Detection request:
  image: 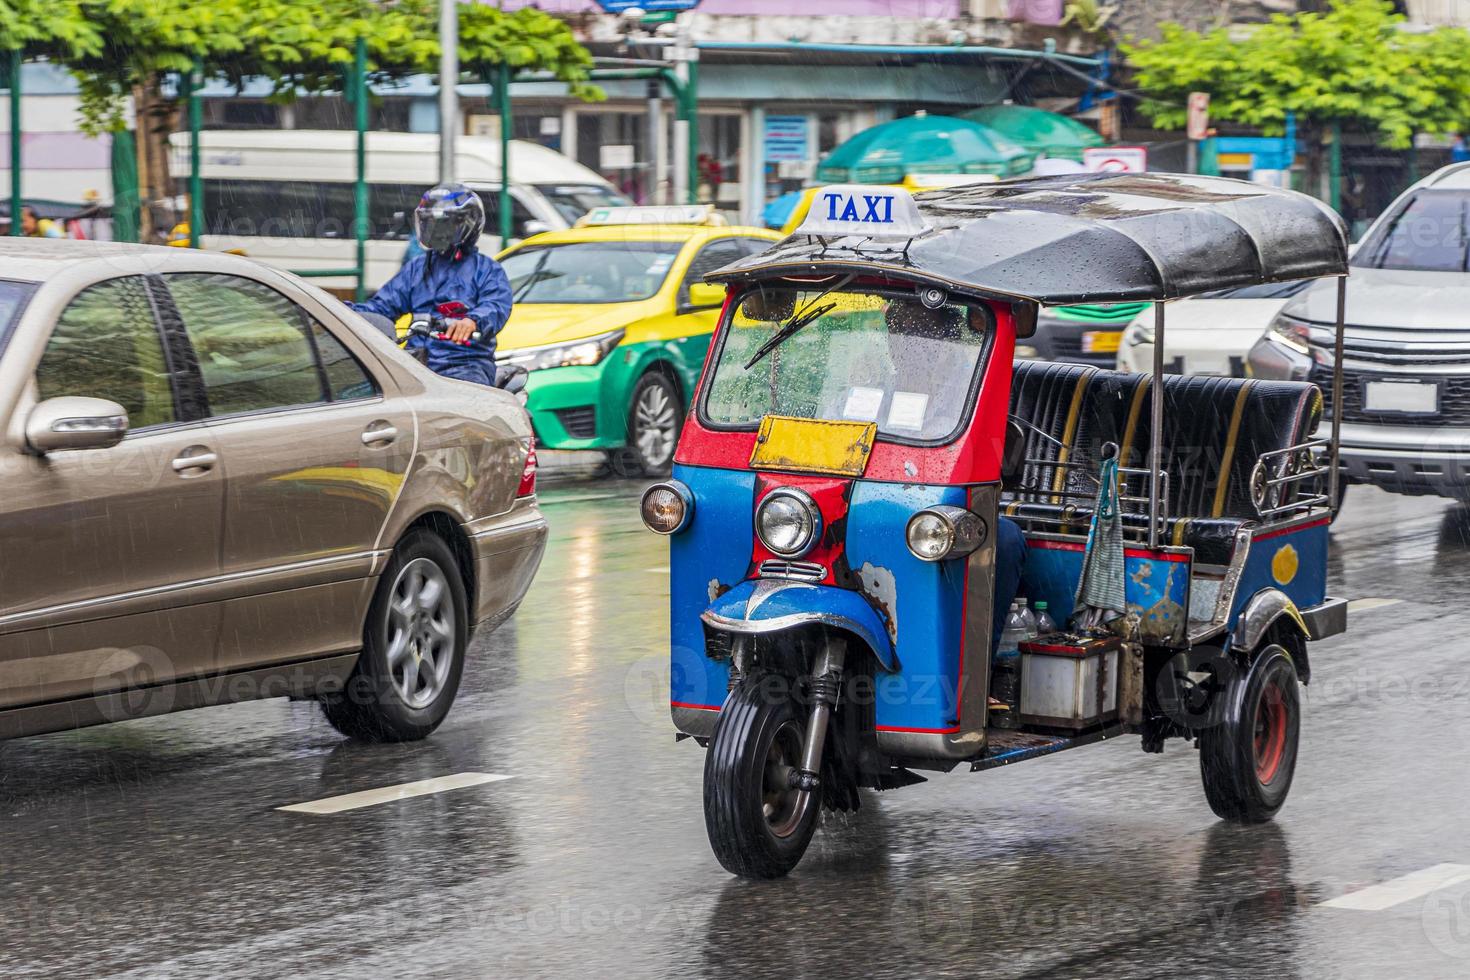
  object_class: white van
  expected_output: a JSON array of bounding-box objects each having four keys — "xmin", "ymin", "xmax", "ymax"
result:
[{"xmin": 169, "ymin": 130, "xmax": 631, "ymax": 290}]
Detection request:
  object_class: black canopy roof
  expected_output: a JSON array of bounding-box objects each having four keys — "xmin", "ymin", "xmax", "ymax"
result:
[{"xmin": 709, "ymin": 172, "xmax": 1349, "ymax": 305}]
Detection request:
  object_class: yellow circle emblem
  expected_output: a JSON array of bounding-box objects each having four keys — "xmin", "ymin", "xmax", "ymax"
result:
[{"xmin": 1272, "ymin": 544, "xmax": 1299, "ymax": 586}]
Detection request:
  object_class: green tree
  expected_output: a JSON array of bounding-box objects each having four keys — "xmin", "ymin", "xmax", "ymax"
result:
[
  {"xmin": 1123, "ymin": 0, "xmax": 1470, "ymax": 201},
  {"xmin": 1, "ymin": 0, "xmax": 599, "ymax": 237}
]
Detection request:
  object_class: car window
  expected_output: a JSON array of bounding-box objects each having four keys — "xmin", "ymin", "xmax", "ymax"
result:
[
  {"xmin": 1354, "ymin": 190, "xmax": 1470, "ymax": 272},
  {"xmin": 0, "ymin": 278, "xmax": 37, "ymax": 355},
  {"xmin": 165, "ymin": 273, "xmax": 325, "ymax": 416},
  {"xmin": 501, "ymin": 241, "xmax": 682, "ymax": 304},
  {"xmin": 35, "ymin": 276, "xmax": 177, "ymax": 429},
  {"xmin": 535, "ymin": 184, "xmax": 633, "ymax": 225},
  {"xmin": 313, "ymin": 322, "xmax": 378, "ymax": 401},
  {"xmin": 680, "ymin": 239, "xmax": 749, "ymax": 304}
]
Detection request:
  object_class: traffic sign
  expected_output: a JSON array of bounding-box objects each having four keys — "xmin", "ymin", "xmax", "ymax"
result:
[{"xmin": 1082, "ymin": 146, "xmax": 1148, "ymax": 173}]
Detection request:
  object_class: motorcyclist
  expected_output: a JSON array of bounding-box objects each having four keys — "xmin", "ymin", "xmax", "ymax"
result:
[{"xmin": 349, "ymin": 183, "xmax": 511, "ymax": 386}]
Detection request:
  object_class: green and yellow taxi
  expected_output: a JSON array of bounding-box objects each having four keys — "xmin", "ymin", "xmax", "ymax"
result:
[{"xmin": 495, "ymin": 206, "xmax": 779, "ymax": 475}]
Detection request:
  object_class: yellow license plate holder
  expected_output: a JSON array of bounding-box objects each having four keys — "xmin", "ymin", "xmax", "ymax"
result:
[
  {"xmin": 1082, "ymin": 330, "xmax": 1123, "ymax": 354},
  {"xmin": 749, "ymin": 416, "xmax": 877, "ymax": 477}
]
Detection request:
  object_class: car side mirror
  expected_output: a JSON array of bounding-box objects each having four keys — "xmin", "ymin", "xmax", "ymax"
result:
[
  {"xmin": 521, "ymin": 220, "xmax": 552, "ymax": 238},
  {"xmin": 683, "ymin": 282, "xmax": 727, "ymax": 312},
  {"xmin": 25, "ymin": 396, "xmax": 129, "ymax": 454},
  {"xmin": 1012, "ymin": 301, "xmax": 1038, "ymax": 339}
]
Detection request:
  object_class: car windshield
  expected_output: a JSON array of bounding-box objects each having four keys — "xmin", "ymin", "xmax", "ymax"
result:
[
  {"xmin": 537, "ymin": 184, "xmax": 633, "ymax": 225},
  {"xmin": 0, "ymin": 278, "xmax": 36, "ymax": 351},
  {"xmin": 702, "ymin": 287, "xmax": 992, "ymax": 443},
  {"xmin": 501, "ymin": 241, "xmax": 682, "ymax": 304},
  {"xmin": 1354, "ymin": 190, "xmax": 1470, "ymax": 272}
]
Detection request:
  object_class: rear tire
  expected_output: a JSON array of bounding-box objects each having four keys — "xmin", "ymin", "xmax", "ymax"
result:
[
  {"xmin": 321, "ymin": 530, "xmax": 468, "ymax": 742},
  {"xmin": 1199, "ymin": 644, "xmax": 1300, "ymax": 823},
  {"xmin": 704, "ymin": 676, "xmax": 819, "ymax": 879},
  {"xmin": 610, "ymin": 371, "xmax": 681, "ymax": 477}
]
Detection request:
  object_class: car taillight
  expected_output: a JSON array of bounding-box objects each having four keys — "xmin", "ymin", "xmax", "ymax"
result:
[{"xmin": 517, "ymin": 438, "xmax": 537, "ymax": 497}]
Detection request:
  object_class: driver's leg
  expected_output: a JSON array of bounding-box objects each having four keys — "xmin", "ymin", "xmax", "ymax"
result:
[
  {"xmin": 991, "ymin": 517, "xmax": 1027, "ymax": 652},
  {"xmin": 435, "ymin": 360, "xmax": 497, "ymax": 386}
]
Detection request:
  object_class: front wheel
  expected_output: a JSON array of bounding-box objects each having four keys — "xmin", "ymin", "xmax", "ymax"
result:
[
  {"xmin": 321, "ymin": 530, "xmax": 468, "ymax": 742},
  {"xmin": 703, "ymin": 676, "xmax": 819, "ymax": 879},
  {"xmin": 1199, "ymin": 644, "xmax": 1300, "ymax": 823},
  {"xmin": 611, "ymin": 372, "xmax": 682, "ymax": 477}
]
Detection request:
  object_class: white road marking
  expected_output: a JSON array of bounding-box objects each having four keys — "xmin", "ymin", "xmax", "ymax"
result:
[
  {"xmin": 1348, "ymin": 597, "xmax": 1403, "ymax": 613},
  {"xmin": 1320, "ymin": 864, "xmax": 1470, "ymax": 911},
  {"xmin": 277, "ymin": 772, "xmax": 513, "ymax": 815}
]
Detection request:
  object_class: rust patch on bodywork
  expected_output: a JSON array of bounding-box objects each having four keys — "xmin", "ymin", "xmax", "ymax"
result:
[{"xmin": 856, "ymin": 561, "xmax": 899, "ymax": 644}]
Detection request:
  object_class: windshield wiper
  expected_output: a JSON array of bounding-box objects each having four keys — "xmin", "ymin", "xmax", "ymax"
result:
[
  {"xmin": 744, "ymin": 301, "xmax": 837, "ymax": 370},
  {"xmin": 512, "ymin": 251, "xmax": 552, "ymax": 302}
]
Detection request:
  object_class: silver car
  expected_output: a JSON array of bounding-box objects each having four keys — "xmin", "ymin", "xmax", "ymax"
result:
[
  {"xmin": 0, "ymin": 240, "xmax": 547, "ymax": 741},
  {"xmin": 1250, "ymin": 162, "xmax": 1470, "ymax": 503}
]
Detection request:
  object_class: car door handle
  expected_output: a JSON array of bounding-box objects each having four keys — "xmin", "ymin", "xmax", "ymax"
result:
[
  {"xmin": 361, "ymin": 423, "xmax": 398, "ymax": 447},
  {"xmin": 171, "ymin": 449, "xmax": 217, "ymax": 473}
]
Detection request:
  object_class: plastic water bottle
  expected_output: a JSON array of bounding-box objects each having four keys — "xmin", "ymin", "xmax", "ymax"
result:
[
  {"xmin": 991, "ymin": 601, "xmax": 1029, "ymax": 729},
  {"xmin": 1018, "ymin": 599, "xmax": 1039, "ymax": 640},
  {"xmin": 1033, "ymin": 600, "xmax": 1058, "ymax": 637}
]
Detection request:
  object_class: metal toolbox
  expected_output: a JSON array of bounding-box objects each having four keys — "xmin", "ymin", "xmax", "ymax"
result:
[{"xmin": 1019, "ymin": 635, "xmax": 1121, "ymax": 730}]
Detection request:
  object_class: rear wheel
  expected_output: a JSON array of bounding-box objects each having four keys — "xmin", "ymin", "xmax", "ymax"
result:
[
  {"xmin": 610, "ymin": 371, "xmax": 681, "ymax": 477},
  {"xmin": 1199, "ymin": 644, "xmax": 1300, "ymax": 823},
  {"xmin": 704, "ymin": 676, "xmax": 819, "ymax": 879},
  {"xmin": 321, "ymin": 530, "xmax": 468, "ymax": 742}
]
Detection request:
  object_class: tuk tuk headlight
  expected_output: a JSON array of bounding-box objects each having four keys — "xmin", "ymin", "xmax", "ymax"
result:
[
  {"xmin": 641, "ymin": 481, "xmax": 693, "ymax": 535},
  {"xmin": 756, "ymin": 487, "xmax": 821, "ymax": 558},
  {"xmin": 906, "ymin": 506, "xmax": 987, "ymax": 562}
]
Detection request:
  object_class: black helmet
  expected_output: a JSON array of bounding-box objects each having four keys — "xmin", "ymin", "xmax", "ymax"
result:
[{"xmin": 414, "ymin": 183, "xmax": 485, "ymax": 259}]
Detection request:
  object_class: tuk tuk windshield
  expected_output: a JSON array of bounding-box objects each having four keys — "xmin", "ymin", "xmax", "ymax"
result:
[{"xmin": 702, "ymin": 286, "xmax": 992, "ymax": 443}]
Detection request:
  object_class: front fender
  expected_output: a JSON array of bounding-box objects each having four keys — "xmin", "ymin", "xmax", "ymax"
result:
[{"xmin": 700, "ymin": 579, "xmax": 897, "ymax": 672}]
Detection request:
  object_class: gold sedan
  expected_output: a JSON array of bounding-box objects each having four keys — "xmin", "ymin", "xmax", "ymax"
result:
[{"xmin": 0, "ymin": 240, "xmax": 547, "ymax": 743}]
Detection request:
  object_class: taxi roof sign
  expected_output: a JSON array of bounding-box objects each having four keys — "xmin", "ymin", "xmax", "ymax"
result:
[
  {"xmin": 577, "ymin": 204, "xmax": 726, "ymax": 227},
  {"xmin": 794, "ymin": 184, "xmax": 929, "ymax": 241}
]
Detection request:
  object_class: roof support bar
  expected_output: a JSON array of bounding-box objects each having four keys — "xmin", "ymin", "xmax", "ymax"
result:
[
  {"xmin": 1148, "ymin": 301, "xmax": 1166, "ymax": 549},
  {"xmin": 1329, "ymin": 275, "xmax": 1347, "ymax": 508}
]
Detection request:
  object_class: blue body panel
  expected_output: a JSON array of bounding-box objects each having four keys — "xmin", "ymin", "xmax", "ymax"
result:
[
  {"xmin": 845, "ymin": 481, "xmax": 969, "ymax": 734},
  {"xmin": 1022, "ymin": 543, "xmax": 1192, "ymax": 646},
  {"xmin": 1228, "ymin": 520, "xmax": 1330, "ymax": 629},
  {"xmin": 669, "ymin": 463, "xmax": 755, "ymax": 709},
  {"xmin": 705, "ymin": 580, "xmax": 896, "ymax": 670}
]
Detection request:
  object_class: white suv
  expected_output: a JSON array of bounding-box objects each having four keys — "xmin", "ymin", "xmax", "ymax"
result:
[{"xmin": 1249, "ymin": 162, "xmax": 1470, "ymax": 503}]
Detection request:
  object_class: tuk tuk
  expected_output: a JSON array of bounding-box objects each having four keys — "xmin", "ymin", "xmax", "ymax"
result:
[{"xmin": 639, "ymin": 173, "xmax": 1351, "ymax": 879}]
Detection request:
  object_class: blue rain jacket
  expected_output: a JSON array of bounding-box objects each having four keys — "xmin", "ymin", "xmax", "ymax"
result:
[{"xmin": 349, "ymin": 248, "xmax": 512, "ymax": 375}]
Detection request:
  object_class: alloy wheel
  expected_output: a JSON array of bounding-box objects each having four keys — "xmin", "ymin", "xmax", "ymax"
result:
[{"xmin": 385, "ymin": 557, "xmax": 457, "ymax": 709}]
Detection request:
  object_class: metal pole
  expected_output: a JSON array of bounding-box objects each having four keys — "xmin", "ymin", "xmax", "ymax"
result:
[
  {"xmin": 497, "ymin": 60, "xmax": 512, "ymax": 244},
  {"xmin": 188, "ymin": 59, "xmax": 203, "ymax": 249},
  {"xmin": 686, "ymin": 55, "xmax": 699, "ymax": 204},
  {"xmin": 353, "ymin": 37, "xmax": 369, "ymax": 302},
  {"xmin": 669, "ymin": 16, "xmax": 694, "ymax": 205},
  {"xmin": 646, "ymin": 79, "xmax": 662, "ymax": 204},
  {"xmin": 1329, "ymin": 275, "xmax": 1347, "ymax": 508},
  {"xmin": 1148, "ymin": 302, "xmax": 1166, "ymax": 549},
  {"xmin": 438, "ymin": 0, "xmax": 458, "ymax": 185},
  {"xmin": 7, "ymin": 49, "xmax": 20, "ymax": 237}
]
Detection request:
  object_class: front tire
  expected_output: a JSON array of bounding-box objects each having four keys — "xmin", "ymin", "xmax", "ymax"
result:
[
  {"xmin": 1199, "ymin": 644, "xmax": 1300, "ymax": 823},
  {"xmin": 611, "ymin": 371, "xmax": 681, "ymax": 477},
  {"xmin": 321, "ymin": 530, "xmax": 468, "ymax": 742},
  {"xmin": 704, "ymin": 676, "xmax": 819, "ymax": 879}
]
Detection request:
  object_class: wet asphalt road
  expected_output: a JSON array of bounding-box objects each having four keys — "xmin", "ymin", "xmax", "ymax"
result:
[{"xmin": 3, "ymin": 473, "xmax": 1470, "ymax": 979}]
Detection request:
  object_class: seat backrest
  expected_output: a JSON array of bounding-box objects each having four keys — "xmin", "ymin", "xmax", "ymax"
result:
[
  {"xmin": 1007, "ymin": 360, "xmax": 1097, "ymax": 500},
  {"xmin": 1114, "ymin": 375, "xmax": 1322, "ymax": 520},
  {"xmin": 1007, "ymin": 363, "xmax": 1322, "ymax": 522}
]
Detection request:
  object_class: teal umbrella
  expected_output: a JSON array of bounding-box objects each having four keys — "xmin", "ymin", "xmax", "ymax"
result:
[
  {"xmin": 961, "ymin": 104, "xmax": 1103, "ymax": 163},
  {"xmin": 814, "ymin": 113, "xmax": 1036, "ymax": 184}
]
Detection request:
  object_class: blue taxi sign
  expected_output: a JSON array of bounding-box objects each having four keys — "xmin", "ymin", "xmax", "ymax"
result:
[{"xmin": 794, "ymin": 184, "xmax": 929, "ymax": 241}]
